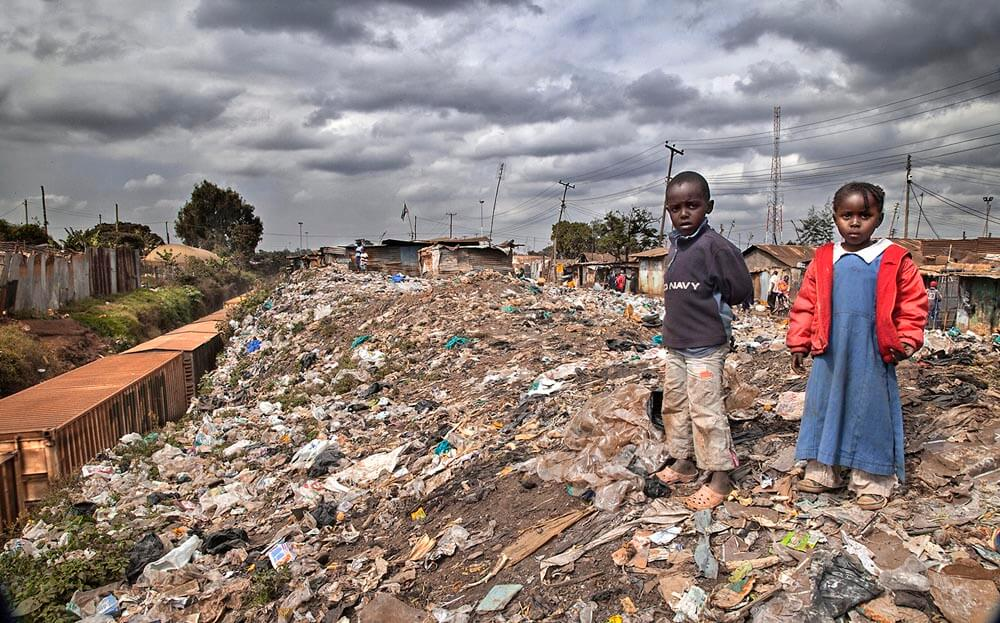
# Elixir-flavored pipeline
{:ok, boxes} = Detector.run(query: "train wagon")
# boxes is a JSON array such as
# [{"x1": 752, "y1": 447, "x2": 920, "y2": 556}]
[
  {"x1": 0, "y1": 351, "x2": 187, "y2": 517},
  {"x1": 122, "y1": 331, "x2": 224, "y2": 402}
]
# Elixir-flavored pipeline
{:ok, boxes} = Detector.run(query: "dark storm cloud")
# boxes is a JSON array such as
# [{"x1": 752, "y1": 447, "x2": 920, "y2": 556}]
[
  {"x1": 0, "y1": 81, "x2": 240, "y2": 141},
  {"x1": 720, "y1": 0, "x2": 1000, "y2": 76},
  {"x1": 194, "y1": 0, "x2": 541, "y2": 45},
  {"x1": 31, "y1": 31, "x2": 127, "y2": 63},
  {"x1": 624, "y1": 70, "x2": 705, "y2": 125},
  {"x1": 237, "y1": 124, "x2": 325, "y2": 151},
  {"x1": 194, "y1": 0, "x2": 373, "y2": 45},
  {"x1": 305, "y1": 70, "x2": 627, "y2": 129},
  {"x1": 734, "y1": 61, "x2": 833, "y2": 95},
  {"x1": 304, "y1": 148, "x2": 414, "y2": 175}
]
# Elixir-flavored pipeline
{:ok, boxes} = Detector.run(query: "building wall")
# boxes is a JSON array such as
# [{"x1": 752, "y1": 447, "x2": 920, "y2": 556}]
[{"x1": 638, "y1": 258, "x2": 664, "y2": 296}]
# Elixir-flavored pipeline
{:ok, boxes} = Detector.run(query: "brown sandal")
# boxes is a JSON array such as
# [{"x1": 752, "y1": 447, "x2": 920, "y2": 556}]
[
  {"x1": 856, "y1": 494, "x2": 888, "y2": 510},
  {"x1": 684, "y1": 485, "x2": 727, "y2": 511},
  {"x1": 654, "y1": 465, "x2": 698, "y2": 485},
  {"x1": 796, "y1": 477, "x2": 844, "y2": 493}
]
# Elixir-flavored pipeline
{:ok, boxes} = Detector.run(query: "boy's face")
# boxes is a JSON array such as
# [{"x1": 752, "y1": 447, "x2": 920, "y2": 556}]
[
  {"x1": 666, "y1": 181, "x2": 713, "y2": 236},
  {"x1": 834, "y1": 192, "x2": 883, "y2": 250}
]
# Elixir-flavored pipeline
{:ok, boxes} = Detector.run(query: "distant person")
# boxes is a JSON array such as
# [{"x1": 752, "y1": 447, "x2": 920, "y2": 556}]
[
  {"x1": 767, "y1": 270, "x2": 781, "y2": 311},
  {"x1": 788, "y1": 182, "x2": 927, "y2": 511},
  {"x1": 653, "y1": 171, "x2": 753, "y2": 511},
  {"x1": 354, "y1": 244, "x2": 364, "y2": 270},
  {"x1": 359, "y1": 250, "x2": 369, "y2": 272},
  {"x1": 774, "y1": 274, "x2": 791, "y2": 312},
  {"x1": 606, "y1": 271, "x2": 616, "y2": 291},
  {"x1": 926, "y1": 280, "x2": 941, "y2": 329},
  {"x1": 615, "y1": 272, "x2": 626, "y2": 292}
]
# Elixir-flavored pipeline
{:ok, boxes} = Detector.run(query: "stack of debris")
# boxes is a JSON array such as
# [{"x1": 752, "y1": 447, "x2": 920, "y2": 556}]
[{"x1": 2, "y1": 266, "x2": 997, "y2": 622}]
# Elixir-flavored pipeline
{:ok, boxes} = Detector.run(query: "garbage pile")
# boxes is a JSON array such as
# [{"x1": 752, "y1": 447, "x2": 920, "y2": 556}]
[{"x1": 3, "y1": 265, "x2": 998, "y2": 623}]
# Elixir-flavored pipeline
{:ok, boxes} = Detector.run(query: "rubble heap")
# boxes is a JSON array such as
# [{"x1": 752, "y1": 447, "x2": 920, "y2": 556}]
[{"x1": 3, "y1": 265, "x2": 999, "y2": 623}]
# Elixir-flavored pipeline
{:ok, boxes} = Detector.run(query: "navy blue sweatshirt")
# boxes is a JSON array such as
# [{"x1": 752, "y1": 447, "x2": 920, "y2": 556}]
[{"x1": 662, "y1": 223, "x2": 753, "y2": 350}]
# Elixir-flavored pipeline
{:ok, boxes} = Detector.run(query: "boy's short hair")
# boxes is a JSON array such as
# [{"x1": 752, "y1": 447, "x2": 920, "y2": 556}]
[{"x1": 667, "y1": 171, "x2": 711, "y2": 201}]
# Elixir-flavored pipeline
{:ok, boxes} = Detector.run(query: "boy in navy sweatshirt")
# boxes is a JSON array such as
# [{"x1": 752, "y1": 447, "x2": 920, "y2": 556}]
[{"x1": 654, "y1": 171, "x2": 753, "y2": 510}]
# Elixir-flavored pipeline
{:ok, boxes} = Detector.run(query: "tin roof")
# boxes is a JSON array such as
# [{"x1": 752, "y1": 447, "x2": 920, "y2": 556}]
[
  {"x1": 743, "y1": 244, "x2": 816, "y2": 267},
  {"x1": 0, "y1": 351, "x2": 182, "y2": 436},
  {"x1": 631, "y1": 247, "x2": 669, "y2": 259}
]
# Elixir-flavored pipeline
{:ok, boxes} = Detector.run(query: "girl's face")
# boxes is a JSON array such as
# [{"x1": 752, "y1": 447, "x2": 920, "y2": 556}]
[{"x1": 834, "y1": 192, "x2": 883, "y2": 251}]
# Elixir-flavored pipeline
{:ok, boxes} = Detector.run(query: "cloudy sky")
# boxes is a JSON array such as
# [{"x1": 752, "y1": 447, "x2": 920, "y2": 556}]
[{"x1": 1, "y1": 0, "x2": 999, "y2": 251}]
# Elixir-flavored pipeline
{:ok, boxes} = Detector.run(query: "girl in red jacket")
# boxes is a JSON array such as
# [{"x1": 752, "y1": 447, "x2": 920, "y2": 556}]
[{"x1": 787, "y1": 182, "x2": 927, "y2": 510}]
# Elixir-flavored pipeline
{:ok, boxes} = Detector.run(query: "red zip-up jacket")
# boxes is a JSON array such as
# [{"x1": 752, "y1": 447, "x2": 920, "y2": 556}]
[{"x1": 786, "y1": 242, "x2": 928, "y2": 363}]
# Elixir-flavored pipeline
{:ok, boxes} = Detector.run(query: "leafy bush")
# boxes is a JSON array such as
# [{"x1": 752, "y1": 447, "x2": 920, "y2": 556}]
[{"x1": 0, "y1": 325, "x2": 52, "y2": 395}]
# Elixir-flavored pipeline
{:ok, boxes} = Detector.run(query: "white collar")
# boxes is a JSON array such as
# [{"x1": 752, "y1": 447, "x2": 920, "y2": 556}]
[{"x1": 833, "y1": 238, "x2": 892, "y2": 264}]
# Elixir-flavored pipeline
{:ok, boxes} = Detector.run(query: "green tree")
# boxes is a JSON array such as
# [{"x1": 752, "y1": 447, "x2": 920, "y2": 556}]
[
  {"x1": 550, "y1": 221, "x2": 597, "y2": 258},
  {"x1": 175, "y1": 181, "x2": 263, "y2": 261},
  {"x1": 796, "y1": 205, "x2": 834, "y2": 245},
  {"x1": 62, "y1": 222, "x2": 164, "y2": 253},
  {"x1": 0, "y1": 220, "x2": 53, "y2": 245},
  {"x1": 591, "y1": 206, "x2": 659, "y2": 261}
]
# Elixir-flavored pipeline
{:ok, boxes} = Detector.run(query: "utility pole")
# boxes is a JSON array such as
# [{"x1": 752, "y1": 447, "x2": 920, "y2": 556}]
[
  {"x1": 414, "y1": 216, "x2": 417, "y2": 240},
  {"x1": 551, "y1": 179, "x2": 575, "y2": 279},
  {"x1": 40, "y1": 186, "x2": 48, "y2": 237},
  {"x1": 445, "y1": 212, "x2": 457, "y2": 238},
  {"x1": 766, "y1": 106, "x2": 782, "y2": 244},
  {"x1": 903, "y1": 154, "x2": 912, "y2": 238},
  {"x1": 24, "y1": 199, "x2": 28, "y2": 225},
  {"x1": 298, "y1": 221, "x2": 303, "y2": 251},
  {"x1": 658, "y1": 141, "x2": 685, "y2": 240},
  {"x1": 488, "y1": 162, "x2": 504, "y2": 244},
  {"x1": 115, "y1": 203, "x2": 120, "y2": 232},
  {"x1": 479, "y1": 200, "x2": 485, "y2": 237},
  {"x1": 305, "y1": 231, "x2": 309, "y2": 249},
  {"x1": 985, "y1": 195, "x2": 995, "y2": 238},
  {"x1": 888, "y1": 202, "x2": 899, "y2": 237},
  {"x1": 164, "y1": 222, "x2": 170, "y2": 244},
  {"x1": 99, "y1": 214, "x2": 102, "y2": 225}
]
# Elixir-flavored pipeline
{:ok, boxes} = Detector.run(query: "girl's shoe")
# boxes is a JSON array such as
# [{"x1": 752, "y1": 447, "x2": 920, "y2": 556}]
[
  {"x1": 856, "y1": 494, "x2": 888, "y2": 510},
  {"x1": 795, "y1": 477, "x2": 844, "y2": 493},
  {"x1": 654, "y1": 465, "x2": 698, "y2": 485},
  {"x1": 683, "y1": 485, "x2": 727, "y2": 511}
]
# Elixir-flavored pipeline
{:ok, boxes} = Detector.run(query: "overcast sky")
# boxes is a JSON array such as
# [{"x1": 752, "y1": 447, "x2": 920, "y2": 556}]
[{"x1": 1, "y1": 0, "x2": 999, "y2": 250}]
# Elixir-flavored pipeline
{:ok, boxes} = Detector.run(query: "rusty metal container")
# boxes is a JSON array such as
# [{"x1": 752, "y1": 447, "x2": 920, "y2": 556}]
[
  {"x1": 0, "y1": 351, "x2": 186, "y2": 517},
  {"x1": 123, "y1": 331, "x2": 224, "y2": 402}
]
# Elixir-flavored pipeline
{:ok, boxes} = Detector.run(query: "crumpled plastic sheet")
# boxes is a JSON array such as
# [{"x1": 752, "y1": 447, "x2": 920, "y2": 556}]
[{"x1": 535, "y1": 384, "x2": 666, "y2": 510}]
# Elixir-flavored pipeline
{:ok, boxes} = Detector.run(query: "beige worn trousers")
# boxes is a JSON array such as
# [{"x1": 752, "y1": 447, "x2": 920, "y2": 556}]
[
  {"x1": 804, "y1": 460, "x2": 896, "y2": 497},
  {"x1": 662, "y1": 346, "x2": 737, "y2": 472}
]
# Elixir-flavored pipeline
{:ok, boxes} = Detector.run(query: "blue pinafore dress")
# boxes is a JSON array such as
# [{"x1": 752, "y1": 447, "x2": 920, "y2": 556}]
[{"x1": 794, "y1": 253, "x2": 905, "y2": 481}]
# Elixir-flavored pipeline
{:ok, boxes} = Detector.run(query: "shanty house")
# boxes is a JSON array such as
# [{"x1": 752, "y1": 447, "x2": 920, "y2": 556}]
[
  {"x1": 742, "y1": 244, "x2": 815, "y2": 302},
  {"x1": 513, "y1": 254, "x2": 546, "y2": 279},
  {"x1": 633, "y1": 247, "x2": 668, "y2": 297},
  {"x1": 419, "y1": 243, "x2": 512, "y2": 276}
]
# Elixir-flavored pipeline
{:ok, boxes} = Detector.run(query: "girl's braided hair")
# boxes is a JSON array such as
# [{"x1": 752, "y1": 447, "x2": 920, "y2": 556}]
[{"x1": 833, "y1": 182, "x2": 885, "y2": 213}]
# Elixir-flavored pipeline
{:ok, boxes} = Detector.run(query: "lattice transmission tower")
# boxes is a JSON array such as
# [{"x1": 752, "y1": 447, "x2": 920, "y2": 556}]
[{"x1": 766, "y1": 106, "x2": 783, "y2": 244}]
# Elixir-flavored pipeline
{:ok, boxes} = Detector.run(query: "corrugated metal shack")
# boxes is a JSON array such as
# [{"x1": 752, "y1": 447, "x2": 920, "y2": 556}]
[
  {"x1": 419, "y1": 240, "x2": 513, "y2": 276},
  {"x1": 512, "y1": 254, "x2": 547, "y2": 279},
  {"x1": 742, "y1": 244, "x2": 815, "y2": 302},
  {"x1": 633, "y1": 247, "x2": 668, "y2": 296},
  {"x1": 0, "y1": 244, "x2": 141, "y2": 314}
]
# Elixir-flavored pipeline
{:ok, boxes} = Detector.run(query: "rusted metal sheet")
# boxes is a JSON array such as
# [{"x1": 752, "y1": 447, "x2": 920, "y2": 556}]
[{"x1": 0, "y1": 452, "x2": 22, "y2": 528}]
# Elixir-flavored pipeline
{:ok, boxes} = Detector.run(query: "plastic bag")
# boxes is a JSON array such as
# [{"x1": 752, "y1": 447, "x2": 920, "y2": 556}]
[{"x1": 142, "y1": 535, "x2": 202, "y2": 582}]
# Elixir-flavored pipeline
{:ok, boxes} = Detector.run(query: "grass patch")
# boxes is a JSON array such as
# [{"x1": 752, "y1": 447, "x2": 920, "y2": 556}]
[
  {"x1": 0, "y1": 516, "x2": 131, "y2": 623},
  {"x1": 248, "y1": 565, "x2": 290, "y2": 606},
  {"x1": 0, "y1": 324, "x2": 53, "y2": 395},
  {"x1": 66, "y1": 286, "x2": 204, "y2": 351}
]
